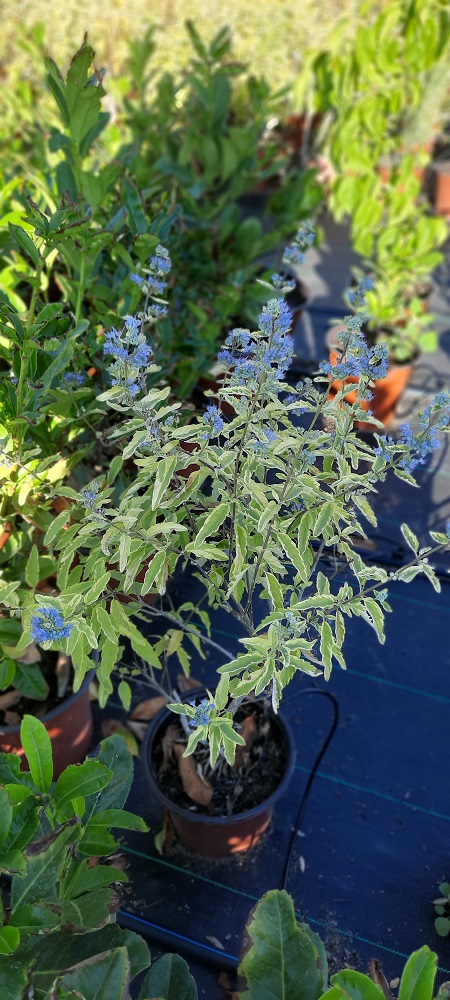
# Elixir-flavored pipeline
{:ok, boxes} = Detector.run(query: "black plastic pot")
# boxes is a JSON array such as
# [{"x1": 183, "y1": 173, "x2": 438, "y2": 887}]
[{"x1": 141, "y1": 692, "x2": 296, "y2": 858}]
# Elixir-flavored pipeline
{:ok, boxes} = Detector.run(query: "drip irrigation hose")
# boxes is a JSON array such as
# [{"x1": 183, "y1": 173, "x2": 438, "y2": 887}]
[
  {"x1": 280, "y1": 687, "x2": 340, "y2": 892},
  {"x1": 117, "y1": 685, "x2": 340, "y2": 971}
]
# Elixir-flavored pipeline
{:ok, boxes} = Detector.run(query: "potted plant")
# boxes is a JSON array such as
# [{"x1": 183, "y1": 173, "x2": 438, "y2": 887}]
[
  {"x1": 15, "y1": 226, "x2": 450, "y2": 857},
  {"x1": 325, "y1": 162, "x2": 448, "y2": 424}
]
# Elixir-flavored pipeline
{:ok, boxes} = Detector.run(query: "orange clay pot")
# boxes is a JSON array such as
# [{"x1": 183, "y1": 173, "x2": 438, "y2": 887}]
[
  {"x1": 327, "y1": 330, "x2": 414, "y2": 428},
  {"x1": 431, "y1": 161, "x2": 450, "y2": 216},
  {"x1": 0, "y1": 670, "x2": 94, "y2": 778}
]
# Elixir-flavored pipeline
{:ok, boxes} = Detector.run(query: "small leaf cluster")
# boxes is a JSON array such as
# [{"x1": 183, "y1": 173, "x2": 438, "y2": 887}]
[{"x1": 0, "y1": 716, "x2": 202, "y2": 999}]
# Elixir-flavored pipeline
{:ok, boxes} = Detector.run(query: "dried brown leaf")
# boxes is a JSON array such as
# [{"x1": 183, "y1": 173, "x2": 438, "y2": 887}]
[
  {"x1": 174, "y1": 743, "x2": 213, "y2": 806},
  {"x1": 176, "y1": 673, "x2": 202, "y2": 692},
  {"x1": 129, "y1": 696, "x2": 167, "y2": 720}
]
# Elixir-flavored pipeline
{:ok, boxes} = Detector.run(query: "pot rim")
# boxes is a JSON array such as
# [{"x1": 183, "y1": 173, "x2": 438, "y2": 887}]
[
  {"x1": 141, "y1": 691, "x2": 296, "y2": 827},
  {"x1": 0, "y1": 667, "x2": 95, "y2": 737}
]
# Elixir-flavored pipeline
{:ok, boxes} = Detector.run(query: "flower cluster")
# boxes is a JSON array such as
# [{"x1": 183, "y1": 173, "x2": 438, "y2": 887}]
[
  {"x1": 63, "y1": 372, "x2": 85, "y2": 386},
  {"x1": 282, "y1": 222, "x2": 316, "y2": 267},
  {"x1": 202, "y1": 404, "x2": 225, "y2": 437},
  {"x1": 218, "y1": 300, "x2": 294, "y2": 391},
  {"x1": 31, "y1": 607, "x2": 73, "y2": 644},
  {"x1": 103, "y1": 315, "x2": 153, "y2": 402},
  {"x1": 188, "y1": 698, "x2": 215, "y2": 729},
  {"x1": 374, "y1": 392, "x2": 450, "y2": 472},
  {"x1": 130, "y1": 243, "x2": 172, "y2": 321}
]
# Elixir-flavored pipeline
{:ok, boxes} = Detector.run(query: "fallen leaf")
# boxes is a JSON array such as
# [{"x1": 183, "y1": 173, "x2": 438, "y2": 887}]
[
  {"x1": 177, "y1": 673, "x2": 202, "y2": 692},
  {"x1": 368, "y1": 960, "x2": 394, "y2": 998},
  {"x1": 159, "y1": 722, "x2": 180, "y2": 773},
  {"x1": 206, "y1": 935, "x2": 225, "y2": 950},
  {"x1": 232, "y1": 712, "x2": 257, "y2": 771},
  {"x1": 127, "y1": 719, "x2": 148, "y2": 742},
  {"x1": 174, "y1": 742, "x2": 213, "y2": 806},
  {"x1": 100, "y1": 720, "x2": 139, "y2": 755},
  {"x1": 55, "y1": 652, "x2": 70, "y2": 698},
  {"x1": 10, "y1": 643, "x2": 41, "y2": 665},
  {"x1": 4, "y1": 710, "x2": 21, "y2": 726},
  {"x1": 129, "y1": 696, "x2": 167, "y2": 720},
  {"x1": 0, "y1": 689, "x2": 21, "y2": 711}
]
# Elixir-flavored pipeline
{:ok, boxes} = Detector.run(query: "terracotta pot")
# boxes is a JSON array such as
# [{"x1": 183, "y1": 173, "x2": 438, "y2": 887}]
[
  {"x1": 142, "y1": 693, "x2": 295, "y2": 858},
  {"x1": 327, "y1": 328, "x2": 414, "y2": 427},
  {"x1": 0, "y1": 522, "x2": 12, "y2": 551},
  {"x1": 431, "y1": 161, "x2": 450, "y2": 216},
  {"x1": 0, "y1": 670, "x2": 94, "y2": 777}
]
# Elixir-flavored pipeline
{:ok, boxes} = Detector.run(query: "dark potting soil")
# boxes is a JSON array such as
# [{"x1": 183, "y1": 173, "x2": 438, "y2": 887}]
[
  {"x1": 154, "y1": 702, "x2": 288, "y2": 817},
  {"x1": 0, "y1": 650, "x2": 75, "y2": 727}
]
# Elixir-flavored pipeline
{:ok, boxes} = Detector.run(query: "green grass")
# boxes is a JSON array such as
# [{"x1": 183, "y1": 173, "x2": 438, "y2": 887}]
[{"x1": 1, "y1": 0, "x2": 365, "y2": 93}]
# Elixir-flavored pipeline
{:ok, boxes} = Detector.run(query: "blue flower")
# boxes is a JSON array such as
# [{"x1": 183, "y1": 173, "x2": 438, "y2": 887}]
[
  {"x1": 133, "y1": 343, "x2": 152, "y2": 367},
  {"x1": 31, "y1": 607, "x2": 73, "y2": 644},
  {"x1": 203, "y1": 404, "x2": 224, "y2": 435},
  {"x1": 130, "y1": 272, "x2": 144, "y2": 286},
  {"x1": 63, "y1": 372, "x2": 85, "y2": 385},
  {"x1": 81, "y1": 486, "x2": 99, "y2": 509},
  {"x1": 188, "y1": 698, "x2": 214, "y2": 729}
]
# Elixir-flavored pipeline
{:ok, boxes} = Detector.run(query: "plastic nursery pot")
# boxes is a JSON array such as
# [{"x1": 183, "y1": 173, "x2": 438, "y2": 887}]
[
  {"x1": 141, "y1": 693, "x2": 296, "y2": 858},
  {"x1": 431, "y1": 161, "x2": 450, "y2": 216},
  {"x1": 326, "y1": 326, "x2": 415, "y2": 428},
  {"x1": 0, "y1": 669, "x2": 94, "y2": 778}
]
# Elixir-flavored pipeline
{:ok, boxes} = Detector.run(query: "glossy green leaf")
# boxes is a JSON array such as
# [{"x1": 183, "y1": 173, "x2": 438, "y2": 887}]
[
  {"x1": 398, "y1": 946, "x2": 437, "y2": 1000},
  {"x1": 0, "y1": 927, "x2": 20, "y2": 955},
  {"x1": 239, "y1": 890, "x2": 325, "y2": 1000},
  {"x1": 20, "y1": 716, "x2": 53, "y2": 793},
  {"x1": 139, "y1": 953, "x2": 198, "y2": 1000},
  {"x1": 53, "y1": 761, "x2": 113, "y2": 819}
]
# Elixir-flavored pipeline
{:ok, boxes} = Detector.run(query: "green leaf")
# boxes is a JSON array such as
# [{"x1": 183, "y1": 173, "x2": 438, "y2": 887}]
[
  {"x1": 398, "y1": 946, "x2": 437, "y2": 1000},
  {"x1": 23, "y1": 924, "x2": 149, "y2": 995},
  {"x1": 239, "y1": 890, "x2": 325, "y2": 1000},
  {"x1": 25, "y1": 545, "x2": 40, "y2": 588},
  {"x1": 0, "y1": 788, "x2": 13, "y2": 851},
  {"x1": 48, "y1": 945, "x2": 131, "y2": 999},
  {"x1": 139, "y1": 953, "x2": 198, "y2": 1000},
  {"x1": 435, "y1": 917, "x2": 450, "y2": 937},
  {"x1": 8, "y1": 224, "x2": 41, "y2": 268},
  {"x1": 363, "y1": 598, "x2": 385, "y2": 644},
  {"x1": 84, "y1": 571, "x2": 112, "y2": 605},
  {"x1": 53, "y1": 761, "x2": 113, "y2": 820},
  {"x1": 0, "y1": 954, "x2": 29, "y2": 998},
  {"x1": 320, "y1": 621, "x2": 333, "y2": 680},
  {"x1": 62, "y1": 858, "x2": 128, "y2": 899},
  {"x1": 84, "y1": 735, "x2": 134, "y2": 816},
  {"x1": 151, "y1": 456, "x2": 177, "y2": 510},
  {"x1": 11, "y1": 823, "x2": 80, "y2": 911},
  {"x1": 400, "y1": 523, "x2": 419, "y2": 554},
  {"x1": 20, "y1": 716, "x2": 53, "y2": 793},
  {"x1": 313, "y1": 502, "x2": 335, "y2": 537},
  {"x1": 324, "y1": 969, "x2": 386, "y2": 998},
  {"x1": 191, "y1": 502, "x2": 230, "y2": 548},
  {"x1": 14, "y1": 662, "x2": 49, "y2": 701},
  {"x1": 141, "y1": 550, "x2": 167, "y2": 595},
  {"x1": 264, "y1": 572, "x2": 284, "y2": 611},
  {"x1": 0, "y1": 927, "x2": 20, "y2": 956},
  {"x1": 118, "y1": 680, "x2": 132, "y2": 710},
  {"x1": 123, "y1": 177, "x2": 148, "y2": 235},
  {"x1": 44, "y1": 511, "x2": 69, "y2": 547}
]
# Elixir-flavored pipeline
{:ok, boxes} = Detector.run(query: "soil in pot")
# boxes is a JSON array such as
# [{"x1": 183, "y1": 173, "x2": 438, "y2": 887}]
[
  {"x1": 0, "y1": 650, "x2": 94, "y2": 775},
  {"x1": 143, "y1": 696, "x2": 295, "y2": 857}
]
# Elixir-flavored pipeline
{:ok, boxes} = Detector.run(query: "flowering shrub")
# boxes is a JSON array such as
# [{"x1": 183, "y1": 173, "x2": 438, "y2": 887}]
[{"x1": 9, "y1": 226, "x2": 450, "y2": 763}]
